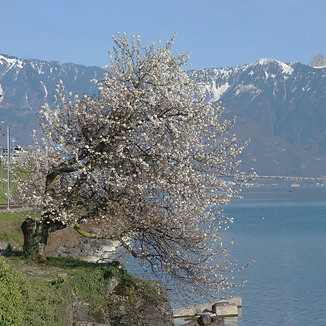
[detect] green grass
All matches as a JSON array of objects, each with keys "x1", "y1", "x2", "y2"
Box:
[
  {"x1": 0, "y1": 175, "x2": 8, "y2": 204},
  {"x1": 0, "y1": 211, "x2": 26, "y2": 246},
  {"x1": 0, "y1": 257, "x2": 72, "y2": 326},
  {"x1": 0, "y1": 255, "x2": 147, "y2": 325},
  {"x1": 0, "y1": 210, "x2": 40, "y2": 247},
  {"x1": 69, "y1": 262, "x2": 129, "y2": 318},
  {"x1": 0, "y1": 163, "x2": 26, "y2": 204},
  {"x1": 0, "y1": 164, "x2": 8, "y2": 204},
  {"x1": 0, "y1": 256, "x2": 72, "y2": 326},
  {"x1": 47, "y1": 256, "x2": 108, "y2": 268},
  {"x1": 47, "y1": 257, "x2": 135, "y2": 318},
  {"x1": 0, "y1": 210, "x2": 166, "y2": 325},
  {"x1": 0, "y1": 195, "x2": 6, "y2": 205}
]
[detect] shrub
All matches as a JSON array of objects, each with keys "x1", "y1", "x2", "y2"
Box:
[{"x1": 0, "y1": 257, "x2": 24, "y2": 325}]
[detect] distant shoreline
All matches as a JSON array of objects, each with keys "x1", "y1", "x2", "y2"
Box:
[{"x1": 251, "y1": 177, "x2": 326, "y2": 188}]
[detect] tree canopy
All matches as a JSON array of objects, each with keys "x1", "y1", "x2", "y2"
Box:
[{"x1": 17, "y1": 33, "x2": 254, "y2": 303}]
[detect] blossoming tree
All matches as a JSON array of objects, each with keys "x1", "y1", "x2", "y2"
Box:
[{"x1": 17, "y1": 33, "x2": 254, "y2": 303}]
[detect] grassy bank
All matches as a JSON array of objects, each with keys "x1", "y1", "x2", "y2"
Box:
[
  {"x1": 0, "y1": 211, "x2": 25, "y2": 246},
  {"x1": 0, "y1": 212, "x2": 169, "y2": 326},
  {"x1": 0, "y1": 256, "x2": 72, "y2": 325},
  {"x1": 0, "y1": 211, "x2": 39, "y2": 247},
  {"x1": 0, "y1": 212, "x2": 121, "y2": 325},
  {"x1": 0, "y1": 255, "x2": 144, "y2": 326}
]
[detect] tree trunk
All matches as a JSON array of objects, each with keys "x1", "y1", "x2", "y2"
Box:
[{"x1": 21, "y1": 217, "x2": 66, "y2": 261}]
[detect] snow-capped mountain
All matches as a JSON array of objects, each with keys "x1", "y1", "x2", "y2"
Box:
[
  {"x1": 189, "y1": 58, "x2": 326, "y2": 177},
  {"x1": 0, "y1": 54, "x2": 104, "y2": 145},
  {"x1": 1, "y1": 53, "x2": 325, "y2": 177}
]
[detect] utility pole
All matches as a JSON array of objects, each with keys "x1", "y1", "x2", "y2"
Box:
[{"x1": 7, "y1": 127, "x2": 10, "y2": 210}]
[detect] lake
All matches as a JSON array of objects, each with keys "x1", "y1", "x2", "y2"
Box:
[{"x1": 221, "y1": 186, "x2": 326, "y2": 326}]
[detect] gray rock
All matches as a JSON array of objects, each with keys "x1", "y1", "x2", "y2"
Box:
[
  {"x1": 71, "y1": 290, "x2": 94, "y2": 323},
  {"x1": 0, "y1": 241, "x2": 8, "y2": 250},
  {"x1": 55, "y1": 246, "x2": 69, "y2": 257},
  {"x1": 213, "y1": 303, "x2": 238, "y2": 317},
  {"x1": 107, "y1": 277, "x2": 119, "y2": 294},
  {"x1": 211, "y1": 316, "x2": 224, "y2": 325},
  {"x1": 0, "y1": 241, "x2": 21, "y2": 252},
  {"x1": 174, "y1": 306, "x2": 196, "y2": 317},
  {"x1": 182, "y1": 314, "x2": 224, "y2": 326},
  {"x1": 180, "y1": 321, "x2": 198, "y2": 326},
  {"x1": 174, "y1": 297, "x2": 240, "y2": 318},
  {"x1": 57, "y1": 272, "x2": 68, "y2": 278},
  {"x1": 106, "y1": 280, "x2": 174, "y2": 326},
  {"x1": 198, "y1": 313, "x2": 212, "y2": 325},
  {"x1": 53, "y1": 237, "x2": 120, "y2": 262}
]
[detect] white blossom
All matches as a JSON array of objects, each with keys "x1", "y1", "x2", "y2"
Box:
[{"x1": 15, "y1": 33, "x2": 255, "y2": 305}]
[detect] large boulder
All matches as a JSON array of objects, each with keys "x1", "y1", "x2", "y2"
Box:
[
  {"x1": 197, "y1": 313, "x2": 213, "y2": 325},
  {"x1": 212, "y1": 303, "x2": 238, "y2": 317},
  {"x1": 106, "y1": 280, "x2": 174, "y2": 326},
  {"x1": 70, "y1": 276, "x2": 173, "y2": 326},
  {"x1": 198, "y1": 314, "x2": 224, "y2": 325},
  {"x1": 173, "y1": 296, "x2": 241, "y2": 318},
  {"x1": 174, "y1": 297, "x2": 241, "y2": 326}
]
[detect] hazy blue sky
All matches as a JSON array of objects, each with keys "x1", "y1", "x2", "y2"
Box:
[{"x1": 0, "y1": 0, "x2": 325, "y2": 70}]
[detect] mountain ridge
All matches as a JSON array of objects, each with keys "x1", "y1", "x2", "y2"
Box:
[{"x1": 0, "y1": 53, "x2": 325, "y2": 177}]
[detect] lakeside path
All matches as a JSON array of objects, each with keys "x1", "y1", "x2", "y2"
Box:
[{"x1": 0, "y1": 204, "x2": 29, "y2": 213}]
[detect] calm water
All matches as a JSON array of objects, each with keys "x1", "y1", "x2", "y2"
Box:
[{"x1": 221, "y1": 186, "x2": 326, "y2": 326}]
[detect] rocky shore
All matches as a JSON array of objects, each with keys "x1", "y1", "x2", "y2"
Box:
[
  {"x1": 173, "y1": 296, "x2": 241, "y2": 326},
  {"x1": 0, "y1": 225, "x2": 242, "y2": 326}
]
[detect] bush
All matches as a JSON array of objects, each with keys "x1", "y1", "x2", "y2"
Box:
[
  {"x1": 0, "y1": 256, "x2": 168, "y2": 325},
  {"x1": 0, "y1": 257, "x2": 72, "y2": 325},
  {"x1": 0, "y1": 257, "x2": 24, "y2": 325}
]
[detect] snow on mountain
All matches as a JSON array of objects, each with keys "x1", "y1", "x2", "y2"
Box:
[
  {"x1": 0, "y1": 54, "x2": 24, "y2": 80},
  {"x1": 234, "y1": 83, "x2": 261, "y2": 98},
  {"x1": 0, "y1": 54, "x2": 23, "y2": 68},
  {"x1": 205, "y1": 81, "x2": 230, "y2": 102},
  {"x1": 40, "y1": 81, "x2": 48, "y2": 99},
  {"x1": 0, "y1": 53, "x2": 105, "y2": 146},
  {"x1": 253, "y1": 58, "x2": 294, "y2": 75},
  {"x1": 1, "y1": 53, "x2": 326, "y2": 177},
  {"x1": 190, "y1": 57, "x2": 297, "y2": 105},
  {"x1": 190, "y1": 57, "x2": 326, "y2": 177}
]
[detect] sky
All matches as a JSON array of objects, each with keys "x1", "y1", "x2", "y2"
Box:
[{"x1": 0, "y1": 0, "x2": 326, "y2": 70}]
